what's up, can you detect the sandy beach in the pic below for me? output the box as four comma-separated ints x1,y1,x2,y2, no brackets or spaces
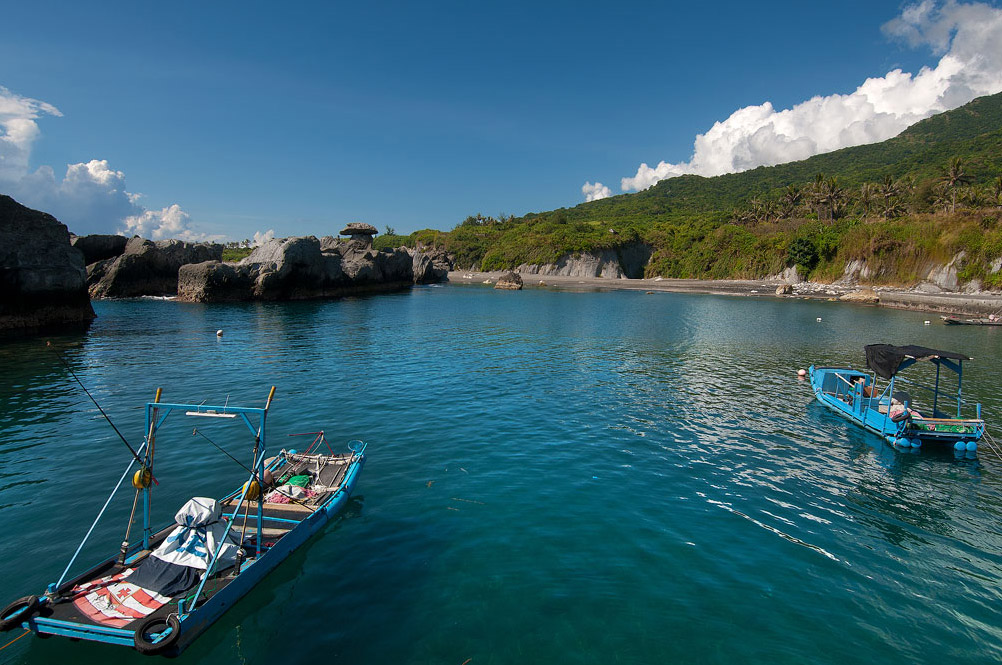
449,271,1002,317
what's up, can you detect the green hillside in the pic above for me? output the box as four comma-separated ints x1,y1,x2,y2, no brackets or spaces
380,92,1002,285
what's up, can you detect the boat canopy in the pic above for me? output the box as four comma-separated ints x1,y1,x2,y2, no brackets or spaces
864,344,971,379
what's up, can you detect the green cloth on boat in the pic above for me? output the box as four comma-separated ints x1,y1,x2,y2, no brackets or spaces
285,474,311,487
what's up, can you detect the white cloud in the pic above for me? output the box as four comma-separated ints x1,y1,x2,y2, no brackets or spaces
0,86,61,183
603,0,1002,195
120,204,223,242
0,86,210,240
582,181,612,202
252,229,275,246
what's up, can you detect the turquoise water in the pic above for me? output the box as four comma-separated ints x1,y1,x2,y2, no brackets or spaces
3,285,1002,664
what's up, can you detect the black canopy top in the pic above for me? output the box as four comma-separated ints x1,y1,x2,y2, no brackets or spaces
864,344,971,379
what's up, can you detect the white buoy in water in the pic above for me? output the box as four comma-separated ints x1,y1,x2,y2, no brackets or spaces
797,369,807,378
216,329,223,337
816,317,822,322
924,320,931,325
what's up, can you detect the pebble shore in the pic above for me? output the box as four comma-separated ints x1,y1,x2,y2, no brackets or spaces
449,271,1002,317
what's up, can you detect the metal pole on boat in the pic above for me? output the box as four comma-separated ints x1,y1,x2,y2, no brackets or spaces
957,360,963,418
254,386,276,559
881,377,895,437
142,389,163,550
933,361,941,416
125,388,160,559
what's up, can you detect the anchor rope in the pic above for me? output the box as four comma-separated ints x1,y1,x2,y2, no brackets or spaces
0,629,30,652
981,428,1002,463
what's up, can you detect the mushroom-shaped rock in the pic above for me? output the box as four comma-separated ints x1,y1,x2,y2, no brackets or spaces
339,223,378,250
494,272,523,290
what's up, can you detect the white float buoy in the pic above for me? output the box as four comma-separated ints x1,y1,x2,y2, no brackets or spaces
797,369,807,378
216,329,223,337
816,317,822,322
924,320,931,325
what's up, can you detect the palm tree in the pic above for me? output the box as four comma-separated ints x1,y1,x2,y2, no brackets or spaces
990,175,1002,209
940,157,974,213
879,175,903,219
780,185,802,219
959,185,986,210
931,182,952,212
858,182,878,218
827,177,847,221
807,173,830,221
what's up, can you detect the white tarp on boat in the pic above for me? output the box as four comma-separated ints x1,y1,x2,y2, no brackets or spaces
151,497,239,571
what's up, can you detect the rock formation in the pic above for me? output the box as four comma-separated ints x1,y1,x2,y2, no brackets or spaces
177,235,447,302
839,289,880,304
340,223,378,250
494,272,523,290
413,247,452,284
0,195,95,330
71,234,128,265
515,243,652,279
89,237,222,298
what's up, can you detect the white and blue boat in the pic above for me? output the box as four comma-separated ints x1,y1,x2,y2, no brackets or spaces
0,387,366,656
810,344,985,451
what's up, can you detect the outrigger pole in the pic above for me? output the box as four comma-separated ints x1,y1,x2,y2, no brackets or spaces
119,388,161,563
47,343,157,483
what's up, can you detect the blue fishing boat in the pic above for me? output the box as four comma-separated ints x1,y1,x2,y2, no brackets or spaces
0,387,366,656
810,344,985,451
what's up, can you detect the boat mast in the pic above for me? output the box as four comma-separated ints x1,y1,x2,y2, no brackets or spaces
933,360,941,416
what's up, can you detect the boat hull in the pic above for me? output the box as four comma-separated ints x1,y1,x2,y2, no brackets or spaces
809,366,983,450
23,455,365,655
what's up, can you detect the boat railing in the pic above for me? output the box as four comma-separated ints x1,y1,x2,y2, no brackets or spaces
891,376,982,420
822,371,866,405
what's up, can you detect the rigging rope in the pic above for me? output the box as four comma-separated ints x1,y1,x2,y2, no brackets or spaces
192,428,318,513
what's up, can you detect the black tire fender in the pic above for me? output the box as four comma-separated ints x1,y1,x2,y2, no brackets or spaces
133,614,182,654
0,596,40,632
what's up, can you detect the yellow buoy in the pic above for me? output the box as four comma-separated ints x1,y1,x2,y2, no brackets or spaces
132,468,152,489
243,480,261,501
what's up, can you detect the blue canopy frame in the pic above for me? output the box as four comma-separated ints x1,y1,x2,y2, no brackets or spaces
49,388,276,621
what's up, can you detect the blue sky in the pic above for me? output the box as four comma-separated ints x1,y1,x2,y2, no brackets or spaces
2,1,1001,241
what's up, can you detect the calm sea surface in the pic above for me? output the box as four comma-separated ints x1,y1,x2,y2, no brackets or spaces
3,285,1002,664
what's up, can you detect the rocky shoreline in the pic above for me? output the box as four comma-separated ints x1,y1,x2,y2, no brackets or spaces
450,271,1002,317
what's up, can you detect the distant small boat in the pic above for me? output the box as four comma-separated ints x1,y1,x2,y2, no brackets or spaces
809,344,985,451
0,387,366,656
941,315,1002,326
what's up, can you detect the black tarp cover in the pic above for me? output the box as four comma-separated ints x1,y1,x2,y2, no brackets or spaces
864,344,971,379
127,556,200,597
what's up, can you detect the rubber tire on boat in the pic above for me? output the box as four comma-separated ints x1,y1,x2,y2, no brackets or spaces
890,410,911,423
133,614,181,655
0,596,40,632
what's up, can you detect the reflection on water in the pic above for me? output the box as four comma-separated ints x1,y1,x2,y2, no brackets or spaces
3,287,1002,664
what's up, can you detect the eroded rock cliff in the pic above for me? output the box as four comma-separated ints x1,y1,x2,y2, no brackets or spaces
0,195,95,330
177,236,448,302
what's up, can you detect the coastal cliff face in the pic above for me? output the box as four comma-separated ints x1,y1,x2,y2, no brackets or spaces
515,243,653,279
0,195,95,330
88,237,223,298
177,236,448,302
71,234,128,265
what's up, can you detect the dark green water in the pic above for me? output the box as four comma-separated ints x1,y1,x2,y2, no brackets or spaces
2,285,1002,664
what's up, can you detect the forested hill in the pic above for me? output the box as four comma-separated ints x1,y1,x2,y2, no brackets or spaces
380,91,1002,285
565,90,1002,223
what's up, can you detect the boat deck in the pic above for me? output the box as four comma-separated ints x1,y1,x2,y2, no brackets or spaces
35,452,356,633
